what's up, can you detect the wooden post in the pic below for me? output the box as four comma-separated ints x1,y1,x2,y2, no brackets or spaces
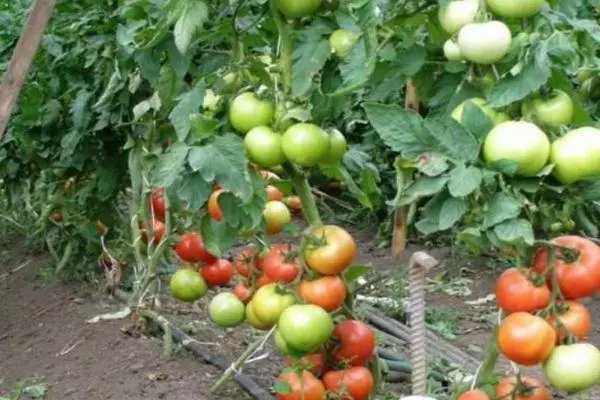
0,0,57,140
391,79,420,256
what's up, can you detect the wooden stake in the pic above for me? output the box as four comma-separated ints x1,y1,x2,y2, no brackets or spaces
0,0,57,140
391,79,420,256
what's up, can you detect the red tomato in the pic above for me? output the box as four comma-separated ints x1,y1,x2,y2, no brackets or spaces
333,320,376,366
201,259,234,286
458,389,490,400
533,236,600,299
233,283,254,303
208,189,224,221
283,196,303,213
257,274,274,288
266,185,285,201
495,268,551,313
174,232,217,264
548,301,592,343
51,213,63,222
299,276,347,312
141,219,166,244
151,188,166,221
498,312,556,366
285,353,327,377
323,366,373,400
276,371,326,400
496,376,550,400
233,247,258,277
305,225,356,275
258,244,300,283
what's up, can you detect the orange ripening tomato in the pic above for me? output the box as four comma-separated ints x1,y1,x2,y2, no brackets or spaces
208,189,224,221
300,276,347,312
457,389,490,400
498,312,556,366
258,244,300,283
495,267,551,313
284,196,303,213
496,376,550,400
548,301,591,343
233,283,254,303
533,236,600,299
285,353,327,377
323,366,373,400
276,371,326,400
305,225,356,275
264,201,291,235
151,188,166,221
266,185,285,201
333,320,376,366
257,274,274,288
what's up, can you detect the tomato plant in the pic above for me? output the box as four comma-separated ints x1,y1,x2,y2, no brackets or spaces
332,320,376,366
229,93,275,134
550,127,600,185
151,188,166,221
457,390,490,400
495,376,550,400
281,124,330,167
170,269,208,302
329,30,357,59
209,293,246,328
258,244,300,283
175,233,217,264
486,0,546,18
305,225,356,275
299,276,347,312
232,283,253,303
275,371,326,400
201,259,234,286
264,201,292,235
285,353,327,376
277,304,334,353
548,301,591,343
457,21,512,65
208,190,224,221
234,247,258,277
323,366,374,400
498,312,556,366
252,284,296,327
544,343,600,393
438,0,479,34
245,127,287,168
523,90,574,127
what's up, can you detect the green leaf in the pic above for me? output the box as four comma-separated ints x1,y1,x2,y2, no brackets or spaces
344,265,372,282
331,0,377,95
493,218,534,245
152,142,190,187
274,381,292,394
393,176,449,207
364,103,478,162
292,23,331,97
169,83,205,141
133,92,161,121
189,114,218,140
415,217,440,235
418,153,449,177
200,216,238,257
439,197,468,230
460,101,494,143
483,193,522,228
173,0,208,54
187,134,252,202
582,181,600,200
176,172,212,211
448,166,482,197
487,48,551,107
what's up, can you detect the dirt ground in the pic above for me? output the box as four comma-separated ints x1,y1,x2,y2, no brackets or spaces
1,226,600,399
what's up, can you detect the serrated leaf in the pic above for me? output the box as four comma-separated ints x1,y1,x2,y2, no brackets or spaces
174,1,208,54
461,101,494,142
393,176,449,207
187,134,252,202
418,153,449,177
189,114,218,140
292,24,331,97
483,193,522,228
439,197,468,230
177,172,212,210
448,166,482,197
364,103,478,162
487,51,551,107
344,265,372,282
200,216,238,257
152,142,189,187
169,83,205,141
133,92,161,121
493,218,534,245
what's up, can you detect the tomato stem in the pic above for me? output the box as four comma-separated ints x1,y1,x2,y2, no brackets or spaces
475,325,500,390
282,163,322,228
270,0,292,93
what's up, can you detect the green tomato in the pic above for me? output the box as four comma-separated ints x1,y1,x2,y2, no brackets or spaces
246,301,271,330
443,39,462,62
451,98,509,126
277,304,333,352
550,222,563,233
169,269,208,302
576,69,593,84
564,219,576,231
458,21,512,65
438,0,479,34
229,92,274,134
252,284,296,327
282,123,330,167
544,343,600,393
244,126,287,168
321,129,347,164
523,90,574,127
209,293,246,327
275,0,322,18
483,121,550,176
551,127,600,185
486,0,546,18
329,29,356,59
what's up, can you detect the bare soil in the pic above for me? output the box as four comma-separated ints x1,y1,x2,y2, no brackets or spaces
1,225,600,399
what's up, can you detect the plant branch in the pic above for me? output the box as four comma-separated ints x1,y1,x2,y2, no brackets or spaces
270,0,292,93
282,163,322,228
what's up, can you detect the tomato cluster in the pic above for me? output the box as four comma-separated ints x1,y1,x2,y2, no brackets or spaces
490,236,600,394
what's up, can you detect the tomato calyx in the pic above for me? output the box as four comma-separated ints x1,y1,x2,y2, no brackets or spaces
511,374,545,398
